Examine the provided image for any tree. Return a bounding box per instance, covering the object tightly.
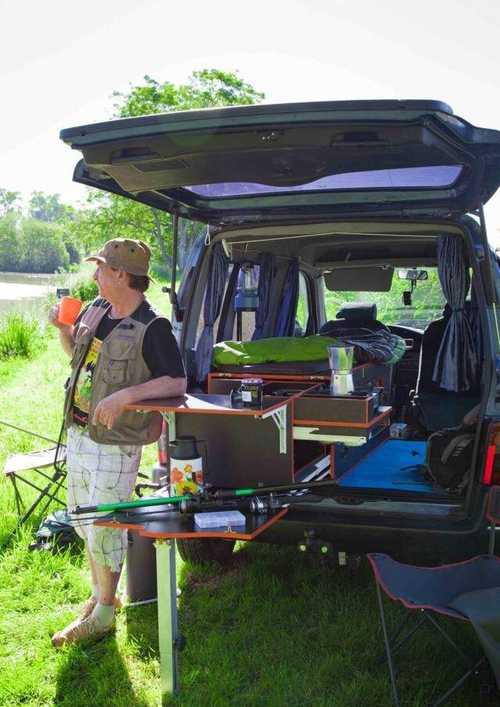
[28,191,74,223]
[113,69,264,118]
[19,219,70,273]
[0,213,23,271]
[0,189,21,217]
[74,70,264,273]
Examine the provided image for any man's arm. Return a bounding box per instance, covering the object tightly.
[92,375,187,429]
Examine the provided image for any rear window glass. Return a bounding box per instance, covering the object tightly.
[186,165,462,198]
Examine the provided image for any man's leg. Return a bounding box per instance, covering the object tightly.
[93,561,121,605]
[53,434,141,646]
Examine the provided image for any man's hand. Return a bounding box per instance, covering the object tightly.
[48,303,70,331]
[92,390,131,430]
[49,304,75,357]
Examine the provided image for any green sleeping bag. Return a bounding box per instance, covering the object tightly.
[213,336,342,366]
[212,333,407,367]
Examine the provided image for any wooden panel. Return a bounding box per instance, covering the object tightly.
[295,407,391,436]
[294,393,375,424]
[175,409,293,488]
[96,506,289,540]
[127,393,285,418]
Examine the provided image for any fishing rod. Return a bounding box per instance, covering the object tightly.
[0,419,63,446]
[70,478,339,516]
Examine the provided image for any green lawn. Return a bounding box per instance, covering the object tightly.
[0,325,487,706]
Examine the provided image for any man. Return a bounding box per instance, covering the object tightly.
[48,238,186,646]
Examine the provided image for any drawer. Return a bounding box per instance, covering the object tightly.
[294,393,377,425]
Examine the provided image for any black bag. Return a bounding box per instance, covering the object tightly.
[30,509,78,551]
[425,425,476,493]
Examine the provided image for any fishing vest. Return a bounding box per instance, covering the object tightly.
[63,297,163,445]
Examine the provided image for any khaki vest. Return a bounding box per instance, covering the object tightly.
[63,297,163,445]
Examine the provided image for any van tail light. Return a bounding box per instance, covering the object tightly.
[482,423,500,485]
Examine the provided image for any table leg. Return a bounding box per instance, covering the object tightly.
[154,538,180,697]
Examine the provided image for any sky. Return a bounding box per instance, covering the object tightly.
[1,0,499,242]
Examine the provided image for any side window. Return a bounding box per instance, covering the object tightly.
[176,221,207,318]
[295,272,311,336]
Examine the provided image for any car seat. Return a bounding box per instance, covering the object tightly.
[413,303,480,432]
[319,302,390,337]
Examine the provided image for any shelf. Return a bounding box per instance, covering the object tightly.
[96,505,289,541]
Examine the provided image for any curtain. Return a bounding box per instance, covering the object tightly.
[195,242,229,382]
[274,258,300,337]
[252,253,276,340]
[432,235,476,392]
[216,263,241,343]
[468,278,484,389]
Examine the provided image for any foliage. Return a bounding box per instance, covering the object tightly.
[0,212,23,270]
[113,69,264,117]
[0,190,81,272]
[70,278,98,302]
[28,191,75,223]
[0,188,21,217]
[20,218,70,273]
[69,70,264,272]
[0,313,45,360]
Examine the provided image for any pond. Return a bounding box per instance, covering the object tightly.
[0,272,65,320]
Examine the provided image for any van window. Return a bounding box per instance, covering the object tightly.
[323,267,446,330]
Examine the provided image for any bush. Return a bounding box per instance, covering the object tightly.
[0,314,46,360]
[70,279,98,302]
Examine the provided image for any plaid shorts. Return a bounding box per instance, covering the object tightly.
[67,425,142,572]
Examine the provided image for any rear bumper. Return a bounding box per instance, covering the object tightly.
[256,507,491,564]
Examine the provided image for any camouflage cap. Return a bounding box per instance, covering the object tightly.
[85,238,151,276]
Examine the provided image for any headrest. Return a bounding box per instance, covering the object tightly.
[336,302,377,322]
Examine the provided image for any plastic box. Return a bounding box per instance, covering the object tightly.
[194,510,246,529]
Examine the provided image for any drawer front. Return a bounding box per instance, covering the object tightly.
[294,395,374,424]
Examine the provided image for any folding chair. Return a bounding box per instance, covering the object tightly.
[3,425,67,525]
[368,485,500,707]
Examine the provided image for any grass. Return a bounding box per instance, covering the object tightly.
[0,313,46,360]
[0,311,486,707]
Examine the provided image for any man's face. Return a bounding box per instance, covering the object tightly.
[93,263,124,301]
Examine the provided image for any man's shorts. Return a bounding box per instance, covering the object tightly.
[67,425,142,572]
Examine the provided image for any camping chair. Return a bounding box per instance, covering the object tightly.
[2,423,67,525]
[368,485,500,707]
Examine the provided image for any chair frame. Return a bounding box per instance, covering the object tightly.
[372,485,500,707]
[3,424,67,525]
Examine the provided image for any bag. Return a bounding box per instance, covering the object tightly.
[30,509,78,551]
[425,425,476,493]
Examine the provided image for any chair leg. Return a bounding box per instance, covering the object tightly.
[423,612,470,666]
[39,472,67,518]
[431,656,486,707]
[18,470,67,525]
[376,581,401,707]
[9,476,24,515]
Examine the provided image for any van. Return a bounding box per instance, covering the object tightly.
[60,100,500,566]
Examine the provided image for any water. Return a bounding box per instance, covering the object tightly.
[0,272,64,320]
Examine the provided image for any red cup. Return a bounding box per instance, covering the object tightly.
[58,296,82,326]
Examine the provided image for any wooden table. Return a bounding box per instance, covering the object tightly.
[96,505,288,698]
